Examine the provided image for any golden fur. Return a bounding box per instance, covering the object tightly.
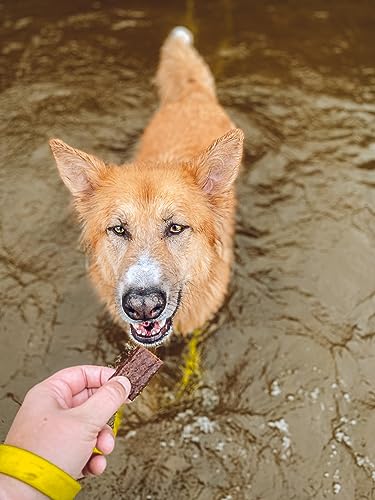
[50,28,244,343]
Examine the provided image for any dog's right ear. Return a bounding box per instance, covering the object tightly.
[49,139,107,197]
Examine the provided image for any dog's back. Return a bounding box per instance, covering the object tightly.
[136,27,235,163]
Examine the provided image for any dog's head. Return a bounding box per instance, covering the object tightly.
[50,129,243,346]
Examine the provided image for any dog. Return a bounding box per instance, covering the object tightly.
[50,27,244,347]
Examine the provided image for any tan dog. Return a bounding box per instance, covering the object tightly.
[50,27,244,346]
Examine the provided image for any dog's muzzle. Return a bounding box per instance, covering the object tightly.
[121,287,174,346]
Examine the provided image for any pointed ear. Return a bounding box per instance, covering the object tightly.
[49,139,107,197]
[194,128,244,196]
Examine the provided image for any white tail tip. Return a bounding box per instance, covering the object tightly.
[170,26,193,45]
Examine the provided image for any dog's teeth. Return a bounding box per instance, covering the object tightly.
[130,316,173,345]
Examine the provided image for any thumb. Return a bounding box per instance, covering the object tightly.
[76,376,131,428]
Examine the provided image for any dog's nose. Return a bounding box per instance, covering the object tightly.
[122,288,166,321]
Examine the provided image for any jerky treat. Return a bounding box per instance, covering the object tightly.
[109,346,163,400]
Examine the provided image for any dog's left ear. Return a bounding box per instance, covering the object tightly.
[194,128,244,196]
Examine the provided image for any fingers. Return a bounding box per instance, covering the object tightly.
[71,387,97,407]
[73,376,131,428]
[83,454,107,477]
[82,425,115,477]
[95,425,115,455]
[45,366,116,396]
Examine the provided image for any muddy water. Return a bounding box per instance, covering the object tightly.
[1,0,375,498]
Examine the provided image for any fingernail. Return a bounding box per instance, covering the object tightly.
[108,433,115,448]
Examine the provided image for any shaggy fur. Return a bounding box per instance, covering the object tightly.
[50,27,244,345]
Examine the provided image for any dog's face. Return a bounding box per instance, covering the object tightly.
[50,129,243,346]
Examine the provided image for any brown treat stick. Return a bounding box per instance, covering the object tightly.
[109,346,163,400]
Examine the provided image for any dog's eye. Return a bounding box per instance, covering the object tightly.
[113,225,125,235]
[109,225,129,238]
[166,223,187,236]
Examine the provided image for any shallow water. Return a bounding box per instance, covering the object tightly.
[1,1,375,498]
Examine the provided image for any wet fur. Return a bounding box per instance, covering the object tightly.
[50,28,244,338]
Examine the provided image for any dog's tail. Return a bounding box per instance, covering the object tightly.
[155,26,216,104]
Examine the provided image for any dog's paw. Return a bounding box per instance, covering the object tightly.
[170,26,193,45]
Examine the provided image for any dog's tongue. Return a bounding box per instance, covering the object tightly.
[136,321,161,337]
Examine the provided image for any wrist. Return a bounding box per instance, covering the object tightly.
[0,473,47,500]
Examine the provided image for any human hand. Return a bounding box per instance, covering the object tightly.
[4,366,131,480]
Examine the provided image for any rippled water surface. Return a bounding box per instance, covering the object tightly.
[1,1,375,498]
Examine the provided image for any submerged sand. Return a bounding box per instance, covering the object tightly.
[1,1,375,499]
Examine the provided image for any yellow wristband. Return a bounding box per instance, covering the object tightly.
[0,444,81,500]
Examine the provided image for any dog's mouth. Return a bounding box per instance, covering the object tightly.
[129,317,173,346]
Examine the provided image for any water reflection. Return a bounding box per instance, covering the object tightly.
[1,0,375,498]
